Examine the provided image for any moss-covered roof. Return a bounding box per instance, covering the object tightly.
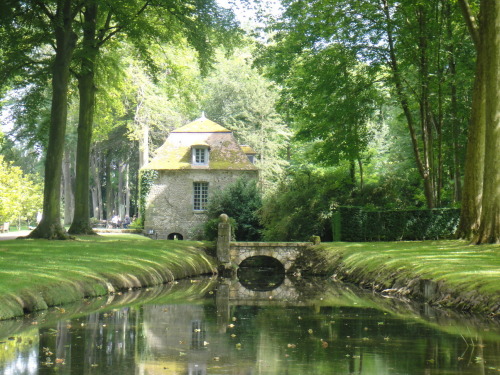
[142,117,258,171]
[171,116,230,133]
[240,145,257,155]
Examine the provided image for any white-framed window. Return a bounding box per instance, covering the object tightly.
[193,182,209,211]
[192,147,209,165]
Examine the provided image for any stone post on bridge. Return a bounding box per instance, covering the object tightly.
[217,214,231,273]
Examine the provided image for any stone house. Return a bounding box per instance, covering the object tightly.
[142,116,259,240]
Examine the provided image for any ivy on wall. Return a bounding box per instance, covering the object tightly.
[138,169,158,227]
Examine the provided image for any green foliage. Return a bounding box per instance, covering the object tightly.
[261,166,353,241]
[0,155,43,226]
[202,49,292,193]
[336,207,460,242]
[204,178,262,241]
[138,169,158,225]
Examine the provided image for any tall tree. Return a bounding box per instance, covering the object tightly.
[472,0,500,243]
[1,0,83,239]
[456,0,485,240]
[69,0,240,234]
[456,0,500,243]
[259,0,473,208]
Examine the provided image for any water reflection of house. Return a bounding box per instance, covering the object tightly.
[138,304,213,374]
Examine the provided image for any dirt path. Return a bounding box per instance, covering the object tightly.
[0,230,31,240]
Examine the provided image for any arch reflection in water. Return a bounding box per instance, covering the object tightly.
[237,256,286,292]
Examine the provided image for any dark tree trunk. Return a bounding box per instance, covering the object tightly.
[28,0,78,240]
[475,0,500,244]
[457,1,485,240]
[69,1,98,235]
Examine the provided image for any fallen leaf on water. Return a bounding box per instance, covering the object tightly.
[287,344,296,348]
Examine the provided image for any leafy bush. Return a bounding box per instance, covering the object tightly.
[138,169,158,225]
[261,166,352,241]
[203,178,262,241]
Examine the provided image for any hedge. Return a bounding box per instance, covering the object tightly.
[332,206,460,241]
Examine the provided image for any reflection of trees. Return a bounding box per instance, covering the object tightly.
[36,308,139,373]
[2,284,500,374]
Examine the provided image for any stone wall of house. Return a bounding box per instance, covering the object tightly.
[144,169,259,240]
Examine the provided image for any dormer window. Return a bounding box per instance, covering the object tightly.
[240,145,257,164]
[192,146,209,166]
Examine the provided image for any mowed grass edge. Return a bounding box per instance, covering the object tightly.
[0,234,217,320]
[317,240,500,316]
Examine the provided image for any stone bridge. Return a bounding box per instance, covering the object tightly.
[216,214,316,272]
[229,241,311,272]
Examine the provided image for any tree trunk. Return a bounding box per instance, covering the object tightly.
[118,162,125,219]
[357,158,364,190]
[91,150,104,220]
[139,123,149,168]
[418,5,435,209]
[381,0,435,209]
[28,0,77,240]
[457,3,485,240]
[63,148,74,225]
[105,151,113,220]
[475,0,500,244]
[69,1,98,235]
[125,163,130,217]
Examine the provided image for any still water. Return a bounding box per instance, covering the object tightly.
[0,272,499,375]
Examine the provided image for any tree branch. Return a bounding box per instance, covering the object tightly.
[33,0,55,21]
[97,1,150,48]
[457,0,480,50]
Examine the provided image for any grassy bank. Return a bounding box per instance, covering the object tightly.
[0,234,216,320]
[300,241,500,316]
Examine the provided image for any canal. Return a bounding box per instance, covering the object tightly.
[0,274,499,374]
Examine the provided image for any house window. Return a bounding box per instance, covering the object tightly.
[193,182,208,211]
[192,147,209,165]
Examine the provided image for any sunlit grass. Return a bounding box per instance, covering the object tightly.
[0,234,216,319]
[322,240,500,312]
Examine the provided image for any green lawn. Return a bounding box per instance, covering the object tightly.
[321,240,500,314]
[0,234,498,319]
[0,234,216,319]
